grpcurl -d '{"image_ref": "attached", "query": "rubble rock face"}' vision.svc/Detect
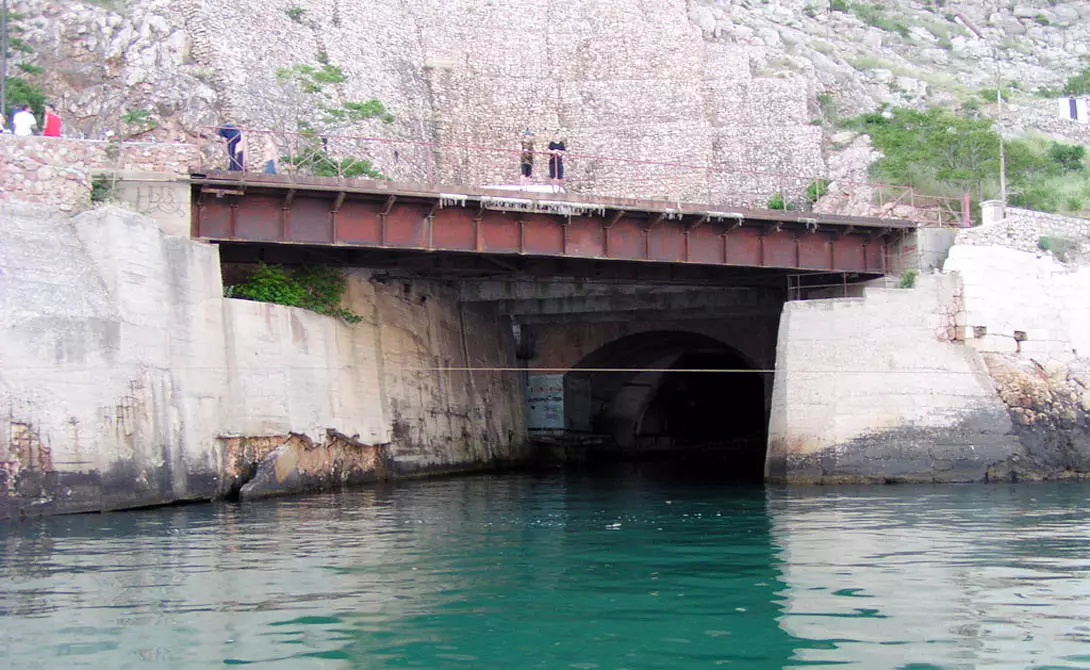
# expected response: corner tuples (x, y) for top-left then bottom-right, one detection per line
(985, 355), (1090, 478)
(16, 1), (1089, 203)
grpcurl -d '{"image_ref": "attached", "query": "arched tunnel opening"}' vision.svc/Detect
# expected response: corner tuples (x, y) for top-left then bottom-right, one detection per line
(533, 331), (769, 481)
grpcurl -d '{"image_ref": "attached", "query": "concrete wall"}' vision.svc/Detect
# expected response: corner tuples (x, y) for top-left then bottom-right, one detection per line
(0, 202), (526, 517)
(767, 275), (1022, 483)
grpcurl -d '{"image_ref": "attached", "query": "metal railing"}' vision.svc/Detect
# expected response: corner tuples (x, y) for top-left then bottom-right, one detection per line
(195, 126), (970, 227)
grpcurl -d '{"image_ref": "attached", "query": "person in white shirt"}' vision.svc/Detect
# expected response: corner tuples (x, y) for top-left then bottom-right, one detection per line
(12, 106), (37, 136)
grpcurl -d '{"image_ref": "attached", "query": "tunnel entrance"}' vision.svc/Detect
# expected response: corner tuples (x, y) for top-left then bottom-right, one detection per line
(532, 331), (769, 481)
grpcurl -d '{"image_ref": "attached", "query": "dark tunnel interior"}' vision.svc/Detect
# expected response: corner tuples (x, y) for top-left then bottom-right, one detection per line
(556, 331), (770, 481)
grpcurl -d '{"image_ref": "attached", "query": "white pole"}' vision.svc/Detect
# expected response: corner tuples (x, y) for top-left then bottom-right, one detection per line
(1, 0), (8, 124)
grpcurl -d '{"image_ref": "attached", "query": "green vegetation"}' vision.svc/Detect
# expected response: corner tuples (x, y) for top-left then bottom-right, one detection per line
(829, 0), (849, 12)
(121, 108), (158, 135)
(89, 175), (118, 203)
(807, 178), (830, 203)
(767, 192), (787, 210)
(228, 263), (362, 323)
(851, 3), (910, 38)
(817, 93), (838, 125)
(1038, 236), (1077, 262)
(898, 269), (918, 289)
(1064, 68), (1090, 96)
(285, 6), (306, 22)
(841, 107), (1090, 219)
(268, 62), (394, 178)
(2, 10), (47, 119)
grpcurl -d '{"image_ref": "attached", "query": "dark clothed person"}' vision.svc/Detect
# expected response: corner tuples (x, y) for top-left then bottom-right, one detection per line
(217, 122), (243, 171)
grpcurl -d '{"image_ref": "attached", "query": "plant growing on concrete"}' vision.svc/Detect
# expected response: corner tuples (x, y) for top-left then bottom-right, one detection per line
(898, 269), (918, 288)
(229, 263), (363, 323)
(89, 175), (118, 203)
(1038, 236), (1077, 262)
(767, 192), (786, 210)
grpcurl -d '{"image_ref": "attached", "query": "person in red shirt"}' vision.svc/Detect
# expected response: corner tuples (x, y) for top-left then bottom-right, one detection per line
(42, 104), (61, 137)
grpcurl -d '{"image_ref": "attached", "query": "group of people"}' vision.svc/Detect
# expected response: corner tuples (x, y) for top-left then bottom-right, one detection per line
(519, 129), (567, 187)
(1, 104), (62, 137)
(216, 121), (280, 174)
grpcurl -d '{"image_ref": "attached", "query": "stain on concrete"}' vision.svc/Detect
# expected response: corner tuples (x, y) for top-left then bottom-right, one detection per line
(231, 431), (389, 501)
(766, 412), (1028, 484)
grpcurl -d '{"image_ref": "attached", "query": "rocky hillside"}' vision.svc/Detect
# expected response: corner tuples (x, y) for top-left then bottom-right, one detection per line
(11, 0), (1090, 200)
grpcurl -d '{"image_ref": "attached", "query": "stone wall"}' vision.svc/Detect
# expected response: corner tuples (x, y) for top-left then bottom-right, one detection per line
(955, 206), (1090, 256)
(0, 202), (527, 518)
(0, 135), (196, 213)
(767, 275), (1023, 483)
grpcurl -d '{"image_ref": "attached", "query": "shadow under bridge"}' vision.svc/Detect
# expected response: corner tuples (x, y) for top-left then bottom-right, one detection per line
(537, 331), (768, 480)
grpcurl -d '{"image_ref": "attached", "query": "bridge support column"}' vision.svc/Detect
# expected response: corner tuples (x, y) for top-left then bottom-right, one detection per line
(766, 274), (1021, 483)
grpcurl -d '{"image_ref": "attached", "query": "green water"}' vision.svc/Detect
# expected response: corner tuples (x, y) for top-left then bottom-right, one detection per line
(3, 471), (1090, 669)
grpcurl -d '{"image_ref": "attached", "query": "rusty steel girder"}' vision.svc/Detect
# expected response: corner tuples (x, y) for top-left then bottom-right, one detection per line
(191, 174), (909, 275)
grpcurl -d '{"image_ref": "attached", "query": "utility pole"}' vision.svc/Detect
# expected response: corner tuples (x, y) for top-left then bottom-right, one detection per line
(1, 0), (8, 125)
(955, 13), (1007, 207)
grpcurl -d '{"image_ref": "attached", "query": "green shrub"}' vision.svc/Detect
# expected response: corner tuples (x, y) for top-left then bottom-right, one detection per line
(1063, 68), (1090, 96)
(1047, 143), (1086, 173)
(230, 263), (362, 323)
(829, 0), (849, 12)
(1038, 236), (1077, 262)
(89, 175), (118, 203)
(285, 6), (306, 22)
(806, 178), (831, 202)
(898, 269), (918, 289)
(851, 3), (910, 37)
(767, 192), (786, 210)
(1034, 13), (1050, 25)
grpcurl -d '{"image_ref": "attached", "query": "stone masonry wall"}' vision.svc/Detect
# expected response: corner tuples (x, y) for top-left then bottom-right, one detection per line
(0, 135), (196, 213)
(0, 202), (527, 518)
(955, 207), (1090, 257)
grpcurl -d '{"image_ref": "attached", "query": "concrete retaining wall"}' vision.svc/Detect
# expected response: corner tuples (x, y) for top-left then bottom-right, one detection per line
(767, 275), (1023, 483)
(0, 203), (526, 518)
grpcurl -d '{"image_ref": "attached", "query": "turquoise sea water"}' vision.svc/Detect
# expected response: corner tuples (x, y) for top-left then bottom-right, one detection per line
(3, 470), (1090, 669)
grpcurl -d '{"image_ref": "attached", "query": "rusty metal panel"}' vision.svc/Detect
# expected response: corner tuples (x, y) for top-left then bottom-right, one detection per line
(865, 242), (885, 273)
(834, 237), (867, 272)
(725, 228), (761, 266)
(762, 233), (797, 268)
(196, 199), (233, 239)
(481, 211), (523, 253)
(234, 194), (284, 241)
(605, 218), (645, 260)
(432, 209), (476, 251)
(648, 226), (684, 262)
(336, 200), (383, 244)
(797, 234), (831, 270)
(287, 197), (334, 244)
(687, 227), (723, 265)
(521, 214), (564, 256)
(385, 203), (431, 248)
(564, 218), (605, 257)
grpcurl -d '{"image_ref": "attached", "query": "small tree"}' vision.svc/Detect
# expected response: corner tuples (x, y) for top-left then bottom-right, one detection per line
(258, 62), (394, 178)
(2, 9), (47, 119)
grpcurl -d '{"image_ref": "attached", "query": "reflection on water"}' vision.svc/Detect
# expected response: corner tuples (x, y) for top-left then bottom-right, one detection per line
(1, 473), (1090, 668)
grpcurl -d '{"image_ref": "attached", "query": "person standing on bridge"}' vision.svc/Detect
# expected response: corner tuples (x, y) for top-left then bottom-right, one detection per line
(548, 130), (566, 190)
(217, 121), (244, 171)
(519, 128), (534, 185)
(42, 104), (62, 137)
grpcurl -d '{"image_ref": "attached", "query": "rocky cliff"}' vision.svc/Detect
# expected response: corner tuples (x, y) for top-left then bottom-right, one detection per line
(16, 1), (1089, 200)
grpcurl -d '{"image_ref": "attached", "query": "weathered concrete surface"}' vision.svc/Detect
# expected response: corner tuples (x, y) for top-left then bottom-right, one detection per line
(0, 203), (526, 518)
(767, 275), (1023, 483)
